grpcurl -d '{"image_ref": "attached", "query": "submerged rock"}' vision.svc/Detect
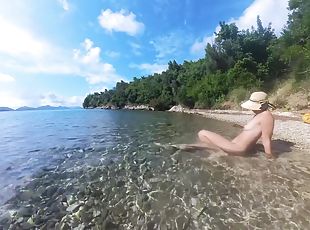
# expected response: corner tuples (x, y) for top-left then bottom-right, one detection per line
(66, 203), (81, 213)
(17, 206), (33, 217)
(169, 105), (186, 112)
(2, 137), (310, 229)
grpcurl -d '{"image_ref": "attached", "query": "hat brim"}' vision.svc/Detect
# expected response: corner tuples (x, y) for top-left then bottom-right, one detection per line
(241, 100), (261, 110)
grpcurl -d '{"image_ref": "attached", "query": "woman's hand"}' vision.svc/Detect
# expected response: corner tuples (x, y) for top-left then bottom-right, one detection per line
(265, 152), (277, 159)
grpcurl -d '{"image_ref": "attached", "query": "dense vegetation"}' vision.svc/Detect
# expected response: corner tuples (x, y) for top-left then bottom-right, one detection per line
(83, 0), (309, 110)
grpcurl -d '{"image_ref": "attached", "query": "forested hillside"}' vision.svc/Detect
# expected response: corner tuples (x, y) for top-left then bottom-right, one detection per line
(83, 0), (309, 110)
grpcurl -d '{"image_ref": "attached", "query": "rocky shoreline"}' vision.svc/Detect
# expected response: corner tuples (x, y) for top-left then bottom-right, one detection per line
(91, 105), (155, 111)
(169, 105), (310, 150)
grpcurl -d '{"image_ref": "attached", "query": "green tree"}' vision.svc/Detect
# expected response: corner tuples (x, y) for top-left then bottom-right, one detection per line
(83, 5), (308, 110)
(276, 0), (310, 79)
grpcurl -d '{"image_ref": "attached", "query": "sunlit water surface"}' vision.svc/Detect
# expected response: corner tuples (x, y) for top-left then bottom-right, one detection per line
(0, 109), (309, 229)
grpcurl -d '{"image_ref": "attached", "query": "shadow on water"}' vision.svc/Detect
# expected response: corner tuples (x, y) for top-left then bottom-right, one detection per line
(251, 139), (295, 157)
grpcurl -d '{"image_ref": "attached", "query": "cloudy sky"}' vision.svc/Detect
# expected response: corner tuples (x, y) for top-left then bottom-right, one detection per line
(0, 0), (289, 108)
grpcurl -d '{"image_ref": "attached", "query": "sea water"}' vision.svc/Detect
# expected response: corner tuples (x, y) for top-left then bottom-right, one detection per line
(0, 109), (309, 228)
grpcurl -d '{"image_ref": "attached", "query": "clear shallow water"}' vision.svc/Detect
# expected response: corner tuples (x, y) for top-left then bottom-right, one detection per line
(0, 109), (232, 204)
(0, 109), (310, 229)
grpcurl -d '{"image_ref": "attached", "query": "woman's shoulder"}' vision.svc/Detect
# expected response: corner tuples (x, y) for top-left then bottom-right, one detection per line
(259, 110), (274, 121)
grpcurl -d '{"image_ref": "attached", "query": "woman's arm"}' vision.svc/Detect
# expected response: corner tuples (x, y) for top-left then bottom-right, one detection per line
(261, 112), (275, 158)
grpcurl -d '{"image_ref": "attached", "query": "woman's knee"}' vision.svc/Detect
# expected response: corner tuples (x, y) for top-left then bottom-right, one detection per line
(198, 130), (213, 142)
(198, 130), (205, 139)
(198, 130), (212, 138)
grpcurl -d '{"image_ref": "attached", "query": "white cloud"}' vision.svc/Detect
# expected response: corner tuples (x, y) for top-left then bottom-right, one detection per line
(190, 25), (221, 56)
(40, 93), (83, 107)
(129, 42), (142, 56)
(0, 19), (122, 85)
(98, 9), (144, 36)
(0, 73), (15, 83)
(83, 38), (93, 51)
(0, 87), (84, 109)
(21, 64), (79, 75)
(0, 91), (25, 109)
(0, 8), (125, 108)
(190, 0), (289, 55)
(74, 38), (100, 64)
(0, 16), (70, 74)
(150, 32), (183, 59)
(0, 15), (123, 86)
(190, 36), (215, 56)
(73, 38), (123, 84)
(58, 0), (69, 11)
(83, 63), (121, 84)
(0, 16), (50, 59)
(66, 95), (84, 106)
(40, 93), (63, 105)
(230, 0), (289, 35)
(130, 63), (168, 74)
(105, 51), (120, 58)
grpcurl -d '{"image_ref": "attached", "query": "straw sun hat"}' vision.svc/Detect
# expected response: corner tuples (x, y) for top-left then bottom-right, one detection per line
(241, 91), (275, 111)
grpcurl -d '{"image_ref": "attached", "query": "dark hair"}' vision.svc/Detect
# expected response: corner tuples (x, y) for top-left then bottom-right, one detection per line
(260, 102), (269, 111)
(260, 102), (276, 111)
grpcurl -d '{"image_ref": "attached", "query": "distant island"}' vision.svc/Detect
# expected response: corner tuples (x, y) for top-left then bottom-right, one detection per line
(0, 107), (14, 112)
(0, 105), (82, 112)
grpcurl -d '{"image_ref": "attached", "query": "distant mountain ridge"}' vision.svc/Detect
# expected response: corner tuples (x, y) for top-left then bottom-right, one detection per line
(15, 106), (35, 111)
(0, 107), (14, 111)
(0, 105), (82, 112)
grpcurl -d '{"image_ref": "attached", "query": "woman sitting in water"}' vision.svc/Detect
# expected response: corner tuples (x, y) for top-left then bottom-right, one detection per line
(189, 91), (276, 158)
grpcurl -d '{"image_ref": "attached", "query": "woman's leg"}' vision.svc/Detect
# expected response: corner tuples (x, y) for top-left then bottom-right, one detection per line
(179, 143), (221, 151)
(198, 130), (246, 155)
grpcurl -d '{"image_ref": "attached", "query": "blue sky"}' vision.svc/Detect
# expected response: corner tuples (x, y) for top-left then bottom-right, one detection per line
(0, 0), (289, 108)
